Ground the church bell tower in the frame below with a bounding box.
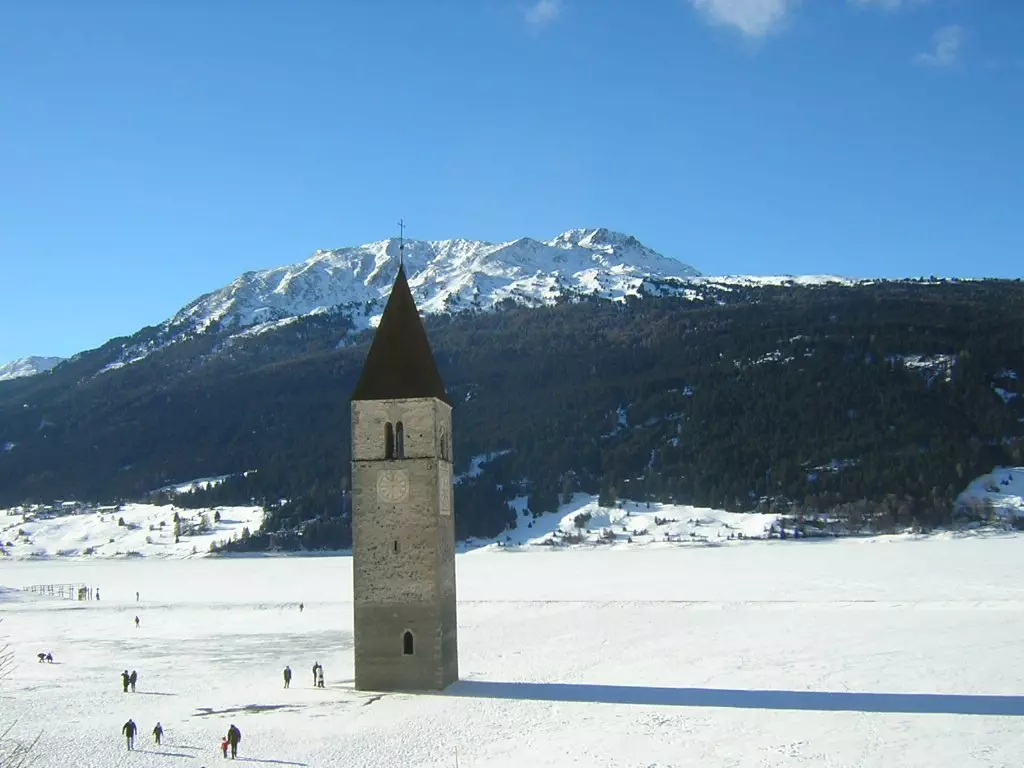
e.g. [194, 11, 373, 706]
[349, 255, 458, 691]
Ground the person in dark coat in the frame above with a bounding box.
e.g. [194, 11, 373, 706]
[122, 670, 131, 693]
[129, 670, 138, 692]
[283, 665, 291, 689]
[317, 665, 324, 688]
[46, 652, 53, 663]
[153, 722, 163, 745]
[226, 724, 241, 759]
[134, 615, 140, 629]
[311, 661, 319, 686]
[122, 718, 137, 750]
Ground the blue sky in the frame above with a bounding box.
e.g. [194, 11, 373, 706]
[2, 0, 1022, 362]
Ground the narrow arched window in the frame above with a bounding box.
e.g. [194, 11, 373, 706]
[440, 427, 448, 461]
[403, 630, 414, 655]
[393, 540, 399, 554]
[385, 422, 395, 459]
[395, 421, 405, 459]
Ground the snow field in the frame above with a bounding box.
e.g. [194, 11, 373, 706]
[0, 504, 263, 560]
[2, 539, 1024, 767]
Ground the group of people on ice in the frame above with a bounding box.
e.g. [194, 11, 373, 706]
[121, 669, 139, 692]
[282, 660, 325, 688]
[106, 592, 316, 759]
[121, 719, 241, 758]
[120, 719, 161, 750]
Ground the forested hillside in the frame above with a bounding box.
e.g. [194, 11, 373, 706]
[1, 279, 1022, 549]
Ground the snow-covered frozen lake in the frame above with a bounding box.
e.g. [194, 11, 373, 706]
[3, 537, 1024, 767]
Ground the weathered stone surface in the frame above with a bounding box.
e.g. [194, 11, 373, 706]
[351, 396, 458, 691]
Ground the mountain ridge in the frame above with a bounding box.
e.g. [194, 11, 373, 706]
[165, 226, 703, 340]
[5, 228, 863, 377]
[0, 356, 65, 382]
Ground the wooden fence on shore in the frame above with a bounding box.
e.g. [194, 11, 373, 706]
[22, 583, 93, 601]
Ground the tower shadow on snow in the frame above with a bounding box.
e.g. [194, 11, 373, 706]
[445, 680, 1024, 717]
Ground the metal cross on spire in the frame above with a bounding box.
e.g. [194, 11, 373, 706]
[398, 219, 405, 268]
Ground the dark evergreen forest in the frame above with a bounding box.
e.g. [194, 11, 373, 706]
[1, 279, 1021, 550]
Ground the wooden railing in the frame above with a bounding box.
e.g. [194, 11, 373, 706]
[21, 583, 93, 601]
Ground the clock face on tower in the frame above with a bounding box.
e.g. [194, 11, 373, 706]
[376, 469, 409, 503]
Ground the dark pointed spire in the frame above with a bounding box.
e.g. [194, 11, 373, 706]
[351, 264, 449, 404]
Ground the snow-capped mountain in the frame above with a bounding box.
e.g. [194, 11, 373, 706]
[83, 228, 701, 370]
[1, 228, 858, 378]
[170, 227, 701, 337]
[0, 356, 65, 382]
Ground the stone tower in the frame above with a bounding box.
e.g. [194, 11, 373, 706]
[350, 263, 458, 691]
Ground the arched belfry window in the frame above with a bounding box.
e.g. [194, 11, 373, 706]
[395, 422, 405, 459]
[440, 427, 449, 461]
[403, 630, 415, 656]
[385, 422, 395, 459]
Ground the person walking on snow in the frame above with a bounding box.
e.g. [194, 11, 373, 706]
[317, 665, 324, 688]
[312, 661, 319, 686]
[129, 670, 138, 692]
[153, 722, 163, 745]
[135, 615, 140, 629]
[221, 736, 229, 758]
[122, 718, 137, 751]
[283, 665, 292, 688]
[226, 724, 241, 759]
[121, 670, 130, 693]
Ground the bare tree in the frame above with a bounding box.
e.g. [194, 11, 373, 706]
[1, 622, 39, 768]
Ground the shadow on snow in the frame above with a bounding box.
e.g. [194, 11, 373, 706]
[445, 680, 1024, 717]
[135, 748, 195, 758]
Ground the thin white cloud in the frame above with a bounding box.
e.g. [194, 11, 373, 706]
[524, 0, 562, 29]
[849, 0, 930, 9]
[915, 25, 964, 68]
[688, 0, 799, 39]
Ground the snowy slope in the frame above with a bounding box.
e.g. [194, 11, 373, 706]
[956, 467, 1024, 519]
[470, 493, 780, 551]
[0, 355, 64, 381]
[88, 228, 703, 369]
[0, 503, 263, 560]
[169, 227, 701, 335]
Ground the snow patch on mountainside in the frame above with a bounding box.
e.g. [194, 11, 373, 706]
[0, 503, 263, 560]
[0, 356, 65, 382]
[468, 494, 781, 550]
[956, 467, 1024, 520]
